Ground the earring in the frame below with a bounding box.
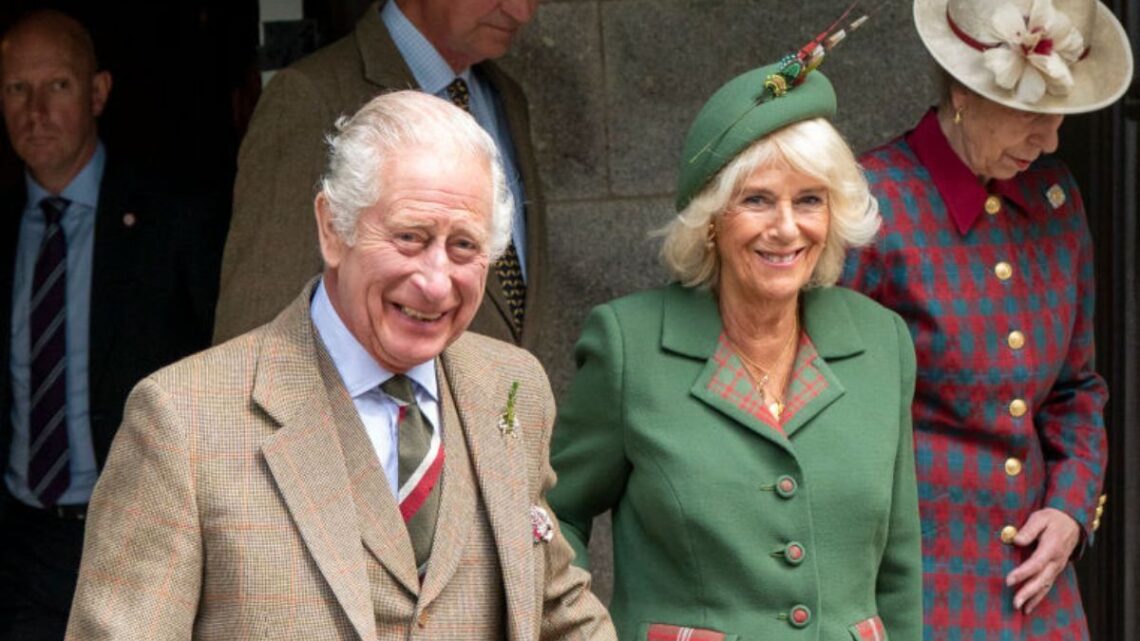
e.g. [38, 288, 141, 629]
[953, 108, 963, 125]
[705, 220, 716, 250]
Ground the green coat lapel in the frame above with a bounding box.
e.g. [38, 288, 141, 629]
[662, 284, 866, 445]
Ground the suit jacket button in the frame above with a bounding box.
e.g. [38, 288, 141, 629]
[1009, 399, 1028, 418]
[1000, 525, 1018, 544]
[417, 611, 430, 628]
[122, 212, 137, 228]
[1004, 457, 1023, 476]
[789, 604, 812, 628]
[1007, 331, 1026, 350]
[775, 475, 798, 499]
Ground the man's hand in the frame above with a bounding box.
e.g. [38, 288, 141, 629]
[1005, 507, 1080, 614]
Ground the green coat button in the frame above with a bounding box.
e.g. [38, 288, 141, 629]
[776, 475, 797, 499]
[784, 542, 805, 565]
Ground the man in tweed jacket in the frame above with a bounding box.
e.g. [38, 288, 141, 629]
[65, 91, 614, 641]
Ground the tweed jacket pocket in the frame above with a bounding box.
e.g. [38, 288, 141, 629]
[640, 622, 737, 641]
[848, 614, 888, 640]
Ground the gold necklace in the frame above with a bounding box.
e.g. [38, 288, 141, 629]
[731, 318, 799, 420]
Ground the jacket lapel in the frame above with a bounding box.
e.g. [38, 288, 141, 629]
[315, 342, 421, 596]
[418, 367, 477, 606]
[782, 288, 863, 436]
[663, 284, 864, 446]
[440, 340, 536, 639]
[357, 1, 417, 91]
[256, 285, 377, 641]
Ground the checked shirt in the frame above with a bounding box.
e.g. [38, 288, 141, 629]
[842, 110, 1107, 641]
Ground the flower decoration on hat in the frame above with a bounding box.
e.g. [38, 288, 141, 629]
[983, 0, 1086, 104]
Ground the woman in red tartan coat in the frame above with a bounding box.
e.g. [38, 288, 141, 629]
[842, 0, 1132, 638]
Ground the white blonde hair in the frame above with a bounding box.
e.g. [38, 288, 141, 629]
[659, 117, 879, 289]
[319, 90, 513, 259]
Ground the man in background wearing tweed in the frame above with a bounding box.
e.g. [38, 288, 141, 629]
[215, 0, 546, 355]
[66, 91, 614, 641]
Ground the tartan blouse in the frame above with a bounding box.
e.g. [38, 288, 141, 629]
[842, 109, 1107, 641]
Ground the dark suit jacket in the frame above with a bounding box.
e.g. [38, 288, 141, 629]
[0, 154, 223, 511]
[214, 0, 547, 350]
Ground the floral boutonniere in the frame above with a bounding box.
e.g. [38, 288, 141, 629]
[498, 381, 521, 438]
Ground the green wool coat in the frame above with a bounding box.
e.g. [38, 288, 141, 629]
[549, 283, 922, 641]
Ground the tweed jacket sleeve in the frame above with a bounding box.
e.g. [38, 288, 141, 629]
[65, 378, 202, 640]
[214, 67, 334, 344]
[526, 355, 617, 641]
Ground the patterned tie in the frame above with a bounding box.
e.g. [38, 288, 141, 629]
[382, 375, 443, 572]
[28, 196, 71, 506]
[445, 77, 527, 337]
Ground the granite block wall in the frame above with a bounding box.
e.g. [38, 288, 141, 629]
[497, 0, 940, 602]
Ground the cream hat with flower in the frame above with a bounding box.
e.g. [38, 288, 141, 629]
[914, 0, 1133, 113]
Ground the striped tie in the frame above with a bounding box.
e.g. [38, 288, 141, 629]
[28, 196, 71, 506]
[382, 375, 443, 572]
[445, 77, 527, 337]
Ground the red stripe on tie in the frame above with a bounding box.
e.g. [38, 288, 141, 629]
[399, 446, 444, 522]
[397, 405, 407, 423]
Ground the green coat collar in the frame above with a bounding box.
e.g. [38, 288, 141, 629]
[660, 282, 866, 361]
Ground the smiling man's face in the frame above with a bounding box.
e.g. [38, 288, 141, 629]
[317, 145, 493, 373]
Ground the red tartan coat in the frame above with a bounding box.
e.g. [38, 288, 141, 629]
[842, 110, 1108, 641]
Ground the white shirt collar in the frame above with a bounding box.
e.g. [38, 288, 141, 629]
[310, 278, 438, 401]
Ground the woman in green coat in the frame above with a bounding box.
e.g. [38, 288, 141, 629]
[548, 59, 923, 641]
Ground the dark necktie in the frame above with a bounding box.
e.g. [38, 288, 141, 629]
[28, 196, 71, 506]
[445, 77, 527, 338]
[382, 375, 443, 573]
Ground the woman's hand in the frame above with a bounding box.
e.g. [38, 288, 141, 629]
[1005, 507, 1080, 614]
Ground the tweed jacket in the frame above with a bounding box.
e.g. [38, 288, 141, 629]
[214, 0, 547, 350]
[841, 111, 1108, 641]
[0, 156, 222, 501]
[65, 282, 614, 641]
[548, 283, 922, 641]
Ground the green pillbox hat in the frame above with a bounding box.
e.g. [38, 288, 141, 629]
[675, 63, 837, 211]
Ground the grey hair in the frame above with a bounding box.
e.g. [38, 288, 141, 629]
[658, 117, 880, 289]
[318, 90, 513, 259]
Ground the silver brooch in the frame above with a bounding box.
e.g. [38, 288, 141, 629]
[530, 505, 555, 544]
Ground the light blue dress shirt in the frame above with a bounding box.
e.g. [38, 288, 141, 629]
[310, 279, 441, 495]
[7, 142, 105, 507]
[381, 1, 528, 281]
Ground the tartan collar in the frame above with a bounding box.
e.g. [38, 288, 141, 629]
[660, 283, 864, 361]
[906, 108, 1034, 236]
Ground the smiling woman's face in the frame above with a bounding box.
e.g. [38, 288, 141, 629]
[714, 162, 829, 310]
[951, 88, 1064, 181]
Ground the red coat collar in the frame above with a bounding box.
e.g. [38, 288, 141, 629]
[905, 109, 1033, 235]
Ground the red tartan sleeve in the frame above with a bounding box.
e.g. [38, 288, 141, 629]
[1036, 187, 1108, 546]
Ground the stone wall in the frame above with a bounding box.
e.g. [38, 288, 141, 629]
[496, 0, 940, 602]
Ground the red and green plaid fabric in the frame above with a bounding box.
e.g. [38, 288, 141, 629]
[706, 333, 829, 433]
[842, 112, 1107, 641]
[645, 623, 727, 641]
[850, 615, 887, 641]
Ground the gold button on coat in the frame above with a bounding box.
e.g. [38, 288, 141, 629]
[1000, 525, 1018, 544]
[985, 195, 1002, 215]
[1009, 399, 1028, 417]
[1004, 457, 1023, 476]
[995, 262, 1013, 280]
[1007, 331, 1026, 350]
[1098, 494, 1107, 506]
